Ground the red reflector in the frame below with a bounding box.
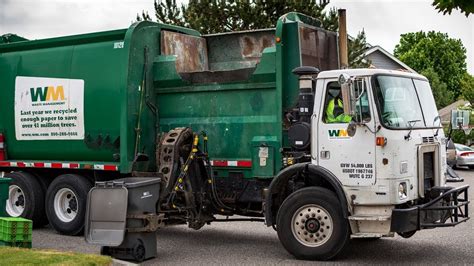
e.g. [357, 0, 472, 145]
[51, 163, 62, 168]
[34, 162, 45, 168]
[237, 161, 252, 168]
[103, 165, 117, 171]
[212, 160, 227, 167]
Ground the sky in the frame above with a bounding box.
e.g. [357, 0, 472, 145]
[0, 0, 473, 74]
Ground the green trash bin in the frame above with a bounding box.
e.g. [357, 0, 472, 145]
[0, 178, 12, 217]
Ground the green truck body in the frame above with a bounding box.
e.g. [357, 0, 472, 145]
[0, 12, 340, 240]
[0, 13, 337, 177]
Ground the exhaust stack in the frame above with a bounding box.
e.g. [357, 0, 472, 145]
[338, 9, 349, 69]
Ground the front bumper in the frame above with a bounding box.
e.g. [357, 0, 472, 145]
[390, 185, 469, 233]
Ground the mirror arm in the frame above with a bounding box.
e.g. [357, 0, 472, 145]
[434, 115, 441, 137]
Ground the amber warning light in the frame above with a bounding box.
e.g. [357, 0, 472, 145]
[376, 137, 387, 147]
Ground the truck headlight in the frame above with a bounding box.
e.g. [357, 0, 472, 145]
[398, 182, 407, 200]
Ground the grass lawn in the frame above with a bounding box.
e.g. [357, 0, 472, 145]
[0, 247, 112, 265]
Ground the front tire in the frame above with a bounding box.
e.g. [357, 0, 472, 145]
[5, 172, 48, 227]
[276, 187, 349, 260]
[45, 174, 92, 235]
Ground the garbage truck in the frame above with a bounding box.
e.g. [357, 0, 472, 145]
[0, 11, 469, 261]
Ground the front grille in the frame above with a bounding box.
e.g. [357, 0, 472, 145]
[422, 136, 435, 143]
[423, 152, 435, 192]
[418, 144, 440, 198]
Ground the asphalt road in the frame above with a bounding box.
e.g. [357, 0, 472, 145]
[33, 169, 474, 265]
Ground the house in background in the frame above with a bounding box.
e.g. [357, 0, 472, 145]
[362, 45, 416, 73]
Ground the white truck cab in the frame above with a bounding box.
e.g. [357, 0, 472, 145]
[314, 68, 453, 237]
[265, 68, 469, 260]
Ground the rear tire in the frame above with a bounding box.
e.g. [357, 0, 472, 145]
[5, 172, 48, 227]
[468, 165, 474, 170]
[276, 187, 349, 260]
[45, 174, 92, 235]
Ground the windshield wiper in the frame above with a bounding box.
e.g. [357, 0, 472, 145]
[405, 120, 421, 140]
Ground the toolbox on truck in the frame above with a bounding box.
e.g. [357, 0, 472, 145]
[85, 177, 163, 262]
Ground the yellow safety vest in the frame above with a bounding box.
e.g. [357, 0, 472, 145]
[326, 98, 352, 123]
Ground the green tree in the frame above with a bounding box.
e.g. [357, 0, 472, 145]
[394, 31, 467, 97]
[148, 0, 338, 34]
[348, 30, 370, 68]
[460, 73, 474, 103]
[142, 0, 369, 68]
[432, 0, 474, 17]
[420, 68, 453, 109]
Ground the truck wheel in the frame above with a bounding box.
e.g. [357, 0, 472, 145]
[276, 187, 349, 260]
[45, 174, 92, 235]
[5, 172, 48, 227]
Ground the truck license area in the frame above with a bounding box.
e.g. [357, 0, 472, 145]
[340, 163, 373, 179]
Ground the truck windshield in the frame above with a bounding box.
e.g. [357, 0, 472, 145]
[373, 75, 439, 129]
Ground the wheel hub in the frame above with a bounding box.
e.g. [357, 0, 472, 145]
[6, 185, 25, 217]
[54, 188, 78, 223]
[291, 204, 334, 247]
[305, 218, 320, 233]
[69, 197, 78, 212]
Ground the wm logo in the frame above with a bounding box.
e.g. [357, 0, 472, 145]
[30, 86, 65, 102]
[328, 129, 349, 138]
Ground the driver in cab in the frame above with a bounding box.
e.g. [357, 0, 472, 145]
[326, 88, 352, 123]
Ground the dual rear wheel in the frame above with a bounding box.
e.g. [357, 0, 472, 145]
[5, 172, 92, 235]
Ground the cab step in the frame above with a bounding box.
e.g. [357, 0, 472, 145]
[350, 233, 384, 239]
[348, 215, 391, 221]
[350, 232, 395, 238]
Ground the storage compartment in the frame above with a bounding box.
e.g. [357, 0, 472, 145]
[251, 136, 278, 178]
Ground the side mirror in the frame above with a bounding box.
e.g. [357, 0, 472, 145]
[339, 74, 354, 116]
[339, 74, 366, 121]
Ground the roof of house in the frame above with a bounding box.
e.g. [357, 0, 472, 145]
[363, 45, 417, 73]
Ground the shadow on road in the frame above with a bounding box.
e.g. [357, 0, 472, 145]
[151, 223, 471, 265]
